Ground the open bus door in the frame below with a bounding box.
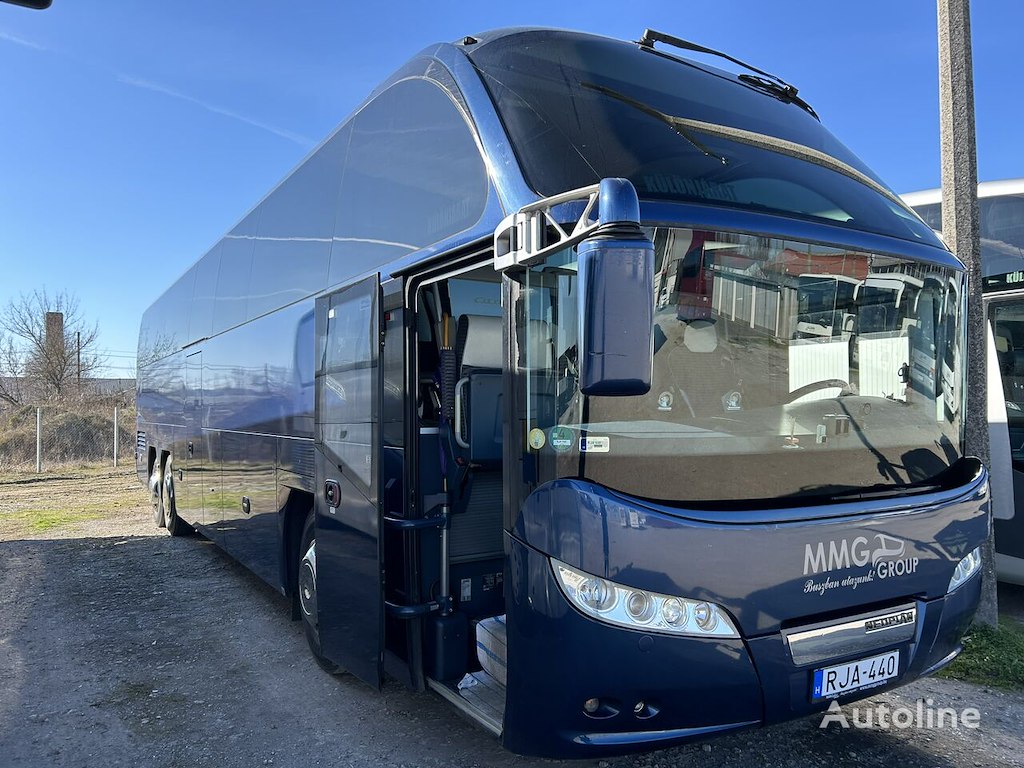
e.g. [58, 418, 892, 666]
[314, 274, 384, 688]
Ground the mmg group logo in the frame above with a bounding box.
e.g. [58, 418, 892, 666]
[804, 533, 920, 579]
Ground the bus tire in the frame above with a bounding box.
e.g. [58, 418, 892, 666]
[299, 512, 346, 675]
[162, 458, 192, 537]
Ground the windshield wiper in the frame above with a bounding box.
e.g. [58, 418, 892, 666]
[583, 82, 914, 216]
[582, 82, 728, 165]
[636, 28, 819, 119]
[823, 480, 944, 502]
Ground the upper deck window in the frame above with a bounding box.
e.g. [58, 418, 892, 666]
[330, 77, 489, 279]
[470, 31, 940, 246]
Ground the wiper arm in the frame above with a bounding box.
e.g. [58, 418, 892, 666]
[584, 82, 913, 217]
[582, 82, 728, 165]
[737, 75, 819, 120]
[637, 28, 819, 119]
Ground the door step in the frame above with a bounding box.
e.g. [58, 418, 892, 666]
[458, 615, 507, 730]
[456, 669, 505, 730]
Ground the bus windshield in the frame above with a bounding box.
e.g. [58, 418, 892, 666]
[511, 227, 964, 504]
[471, 31, 940, 247]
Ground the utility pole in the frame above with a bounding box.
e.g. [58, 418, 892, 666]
[77, 330, 81, 393]
[937, 0, 997, 626]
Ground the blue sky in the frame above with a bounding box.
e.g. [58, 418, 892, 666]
[1, 1, 1021, 377]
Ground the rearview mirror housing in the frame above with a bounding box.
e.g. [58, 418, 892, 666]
[577, 179, 654, 396]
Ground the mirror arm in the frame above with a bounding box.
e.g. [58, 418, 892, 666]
[492, 178, 645, 271]
[492, 184, 602, 270]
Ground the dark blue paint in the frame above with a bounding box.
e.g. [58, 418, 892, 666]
[222, 433, 279, 587]
[316, 456, 383, 687]
[598, 177, 642, 226]
[577, 179, 655, 397]
[512, 472, 987, 635]
[640, 200, 962, 271]
[503, 473, 987, 756]
[577, 237, 655, 396]
[313, 277, 384, 687]
[503, 537, 762, 757]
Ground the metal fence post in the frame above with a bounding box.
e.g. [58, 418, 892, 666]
[35, 406, 42, 473]
[113, 406, 119, 468]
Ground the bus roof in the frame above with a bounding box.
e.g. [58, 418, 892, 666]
[901, 178, 1024, 207]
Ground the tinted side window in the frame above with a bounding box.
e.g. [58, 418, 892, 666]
[248, 129, 347, 320]
[139, 267, 195, 364]
[914, 197, 1024, 250]
[329, 79, 487, 284]
[213, 210, 258, 333]
[913, 195, 1024, 284]
[189, 244, 221, 343]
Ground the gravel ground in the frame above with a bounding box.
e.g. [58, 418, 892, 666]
[1, 468, 1022, 768]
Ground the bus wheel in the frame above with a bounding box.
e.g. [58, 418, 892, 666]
[299, 513, 346, 675]
[150, 464, 165, 528]
[162, 458, 192, 537]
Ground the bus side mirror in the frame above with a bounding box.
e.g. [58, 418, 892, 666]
[577, 179, 655, 396]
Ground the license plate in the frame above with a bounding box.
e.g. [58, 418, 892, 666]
[812, 650, 900, 700]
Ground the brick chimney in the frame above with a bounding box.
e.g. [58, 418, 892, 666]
[45, 311, 65, 356]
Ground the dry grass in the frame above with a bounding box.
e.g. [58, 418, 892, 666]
[0, 404, 136, 472]
[0, 465, 148, 540]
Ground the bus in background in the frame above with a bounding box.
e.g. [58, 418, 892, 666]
[793, 273, 859, 341]
[137, 28, 989, 758]
[665, 241, 939, 405]
[905, 179, 1024, 585]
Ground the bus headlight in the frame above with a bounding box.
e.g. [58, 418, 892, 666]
[625, 590, 655, 622]
[552, 559, 739, 638]
[947, 546, 983, 593]
[578, 576, 617, 612]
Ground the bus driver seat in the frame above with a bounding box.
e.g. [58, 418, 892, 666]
[683, 317, 719, 353]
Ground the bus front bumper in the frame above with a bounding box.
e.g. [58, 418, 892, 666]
[501, 536, 983, 758]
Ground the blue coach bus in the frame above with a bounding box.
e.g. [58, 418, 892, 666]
[905, 179, 1024, 585]
[138, 28, 989, 757]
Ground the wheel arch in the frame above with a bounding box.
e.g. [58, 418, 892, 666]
[280, 485, 315, 620]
